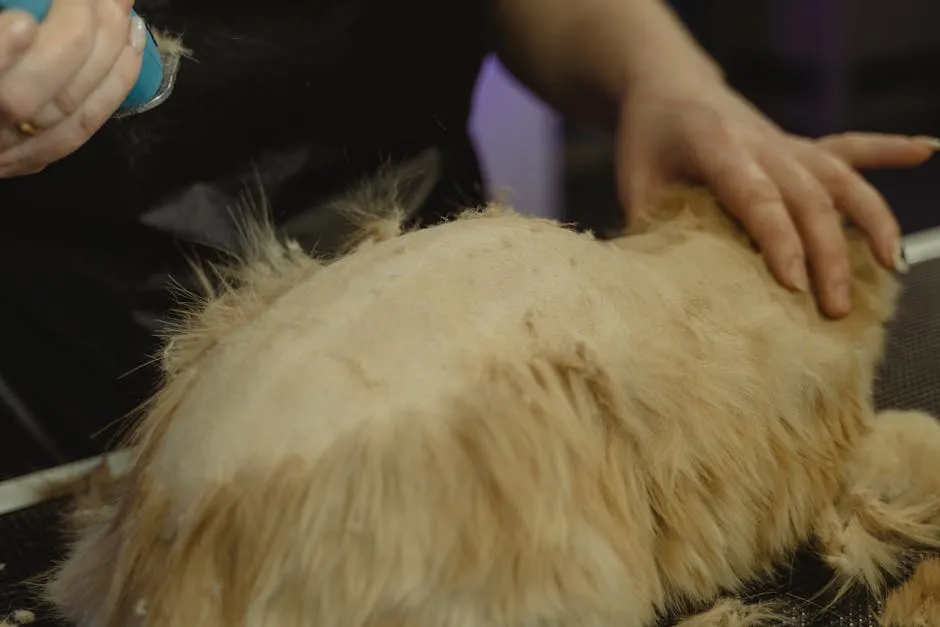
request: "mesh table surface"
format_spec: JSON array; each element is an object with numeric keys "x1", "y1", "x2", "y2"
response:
[{"x1": 2, "y1": 259, "x2": 939, "y2": 626}]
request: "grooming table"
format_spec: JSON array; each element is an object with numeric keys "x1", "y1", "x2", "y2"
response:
[{"x1": 2, "y1": 234, "x2": 940, "y2": 627}]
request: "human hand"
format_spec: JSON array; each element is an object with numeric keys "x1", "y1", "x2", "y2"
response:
[
  {"x1": 615, "y1": 79, "x2": 938, "y2": 318},
  {"x1": 0, "y1": 0, "x2": 147, "y2": 177}
]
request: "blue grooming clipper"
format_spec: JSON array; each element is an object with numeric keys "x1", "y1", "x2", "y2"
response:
[{"x1": 0, "y1": 0, "x2": 165, "y2": 111}]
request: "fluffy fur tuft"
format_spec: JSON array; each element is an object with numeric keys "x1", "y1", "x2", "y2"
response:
[
  {"x1": 151, "y1": 29, "x2": 192, "y2": 59},
  {"x1": 158, "y1": 197, "x2": 321, "y2": 378},
  {"x1": 815, "y1": 409, "x2": 940, "y2": 604},
  {"x1": 158, "y1": 148, "x2": 447, "y2": 377},
  {"x1": 279, "y1": 147, "x2": 447, "y2": 258}
]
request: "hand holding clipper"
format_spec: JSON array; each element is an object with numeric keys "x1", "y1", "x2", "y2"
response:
[{"x1": 0, "y1": 0, "x2": 163, "y2": 177}]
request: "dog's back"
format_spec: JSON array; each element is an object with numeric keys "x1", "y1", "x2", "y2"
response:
[{"x1": 47, "y1": 187, "x2": 900, "y2": 627}]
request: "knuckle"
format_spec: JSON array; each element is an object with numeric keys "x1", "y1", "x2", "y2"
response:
[
  {"x1": 799, "y1": 186, "x2": 836, "y2": 218},
  {"x1": 98, "y1": 0, "x2": 127, "y2": 34},
  {"x1": 804, "y1": 200, "x2": 843, "y2": 230},
  {"x1": 65, "y1": 8, "x2": 97, "y2": 57},
  {"x1": 685, "y1": 107, "x2": 733, "y2": 142},
  {"x1": 740, "y1": 179, "x2": 783, "y2": 211},
  {"x1": 76, "y1": 107, "x2": 100, "y2": 139},
  {"x1": 53, "y1": 89, "x2": 81, "y2": 118},
  {"x1": 0, "y1": 91, "x2": 37, "y2": 122},
  {"x1": 816, "y1": 228, "x2": 846, "y2": 255},
  {"x1": 782, "y1": 247, "x2": 806, "y2": 268},
  {"x1": 755, "y1": 221, "x2": 794, "y2": 251},
  {"x1": 762, "y1": 222, "x2": 796, "y2": 248},
  {"x1": 808, "y1": 222, "x2": 849, "y2": 267},
  {"x1": 85, "y1": 0, "x2": 101, "y2": 19},
  {"x1": 784, "y1": 162, "x2": 837, "y2": 215},
  {"x1": 749, "y1": 207, "x2": 793, "y2": 245},
  {"x1": 704, "y1": 115, "x2": 736, "y2": 144},
  {"x1": 816, "y1": 153, "x2": 855, "y2": 187}
]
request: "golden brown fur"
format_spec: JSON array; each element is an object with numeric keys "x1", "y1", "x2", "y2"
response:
[
  {"x1": 881, "y1": 558, "x2": 940, "y2": 626},
  {"x1": 45, "y1": 181, "x2": 940, "y2": 626}
]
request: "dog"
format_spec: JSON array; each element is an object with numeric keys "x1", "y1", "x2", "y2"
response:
[{"x1": 45, "y1": 163, "x2": 940, "y2": 626}]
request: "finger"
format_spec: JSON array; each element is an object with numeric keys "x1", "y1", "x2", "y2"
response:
[
  {"x1": 801, "y1": 147, "x2": 901, "y2": 271},
  {"x1": 759, "y1": 151, "x2": 852, "y2": 318},
  {"x1": 686, "y1": 136, "x2": 808, "y2": 292},
  {"x1": 815, "y1": 132, "x2": 937, "y2": 170},
  {"x1": 32, "y1": 0, "x2": 135, "y2": 129},
  {"x1": 7, "y1": 163, "x2": 45, "y2": 176},
  {"x1": 616, "y1": 139, "x2": 667, "y2": 226},
  {"x1": 0, "y1": 11, "x2": 38, "y2": 77},
  {"x1": 0, "y1": 0, "x2": 97, "y2": 122},
  {"x1": 0, "y1": 125, "x2": 24, "y2": 150},
  {"x1": 0, "y1": 39, "x2": 142, "y2": 175},
  {"x1": 0, "y1": 120, "x2": 30, "y2": 153}
]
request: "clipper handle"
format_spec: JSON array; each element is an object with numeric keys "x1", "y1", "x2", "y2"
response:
[{"x1": 0, "y1": 0, "x2": 163, "y2": 110}]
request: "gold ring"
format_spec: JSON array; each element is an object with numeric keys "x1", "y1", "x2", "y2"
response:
[{"x1": 16, "y1": 121, "x2": 41, "y2": 137}]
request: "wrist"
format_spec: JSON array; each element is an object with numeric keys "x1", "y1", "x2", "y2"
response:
[
  {"x1": 625, "y1": 15, "x2": 723, "y2": 93},
  {"x1": 490, "y1": 0, "x2": 726, "y2": 128},
  {"x1": 623, "y1": 48, "x2": 725, "y2": 98}
]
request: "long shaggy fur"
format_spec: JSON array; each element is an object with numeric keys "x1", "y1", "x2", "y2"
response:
[
  {"x1": 881, "y1": 558, "x2": 940, "y2": 626},
  {"x1": 44, "y1": 177, "x2": 940, "y2": 626}
]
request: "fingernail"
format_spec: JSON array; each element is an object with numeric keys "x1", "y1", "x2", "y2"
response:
[
  {"x1": 788, "y1": 258, "x2": 810, "y2": 292},
  {"x1": 892, "y1": 241, "x2": 909, "y2": 274},
  {"x1": 129, "y1": 15, "x2": 147, "y2": 52},
  {"x1": 6, "y1": 15, "x2": 36, "y2": 54},
  {"x1": 912, "y1": 136, "x2": 940, "y2": 150}
]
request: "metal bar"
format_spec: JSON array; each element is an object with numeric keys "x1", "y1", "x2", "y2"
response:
[
  {"x1": 903, "y1": 227, "x2": 940, "y2": 265},
  {"x1": 0, "y1": 449, "x2": 133, "y2": 516}
]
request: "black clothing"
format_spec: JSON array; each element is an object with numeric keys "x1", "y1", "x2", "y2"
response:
[{"x1": 0, "y1": 0, "x2": 489, "y2": 477}]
